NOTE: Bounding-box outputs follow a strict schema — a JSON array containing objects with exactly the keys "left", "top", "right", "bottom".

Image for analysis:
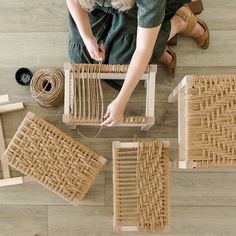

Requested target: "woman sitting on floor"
[{"left": 66, "top": 0, "right": 209, "bottom": 127}]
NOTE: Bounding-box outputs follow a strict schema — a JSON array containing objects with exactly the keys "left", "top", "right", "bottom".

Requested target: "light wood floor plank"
[
  {"left": 175, "top": 30, "right": 236, "bottom": 66},
  {"left": 1, "top": 31, "right": 236, "bottom": 68},
  {"left": 48, "top": 205, "right": 236, "bottom": 236},
  {"left": 0, "top": 32, "right": 68, "bottom": 68},
  {"left": 0, "top": 0, "right": 67, "bottom": 33},
  {"left": 0, "top": 173, "right": 105, "bottom": 206},
  {"left": 0, "top": 206, "right": 47, "bottom": 236},
  {"left": 105, "top": 171, "right": 236, "bottom": 207},
  {"left": 201, "top": 0, "right": 236, "bottom": 30}
]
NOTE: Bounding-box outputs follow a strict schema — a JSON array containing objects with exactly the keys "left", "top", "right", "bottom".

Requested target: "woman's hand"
[
  {"left": 84, "top": 36, "right": 105, "bottom": 62},
  {"left": 101, "top": 99, "right": 126, "bottom": 127}
]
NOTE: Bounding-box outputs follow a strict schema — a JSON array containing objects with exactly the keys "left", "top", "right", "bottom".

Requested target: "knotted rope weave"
[{"left": 30, "top": 68, "right": 64, "bottom": 108}]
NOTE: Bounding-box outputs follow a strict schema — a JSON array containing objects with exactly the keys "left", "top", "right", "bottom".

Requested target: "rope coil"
[{"left": 30, "top": 68, "right": 64, "bottom": 108}]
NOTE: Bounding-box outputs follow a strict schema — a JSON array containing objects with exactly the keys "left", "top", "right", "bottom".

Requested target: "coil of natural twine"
[{"left": 30, "top": 68, "right": 64, "bottom": 108}]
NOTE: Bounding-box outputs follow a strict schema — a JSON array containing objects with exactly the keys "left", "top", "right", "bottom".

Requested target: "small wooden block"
[
  {"left": 0, "top": 95, "right": 10, "bottom": 104},
  {"left": 0, "top": 102, "right": 24, "bottom": 114},
  {"left": 179, "top": 161, "right": 197, "bottom": 169},
  {"left": 0, "top": 116, "right": 11, "bottom": 178},
  {"left": 0, "top": 176, "right": 24, "bottom": 187}
]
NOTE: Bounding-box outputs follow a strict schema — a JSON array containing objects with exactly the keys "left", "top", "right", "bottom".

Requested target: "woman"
[{"left": 66, "top": 0, "right": 209, "bottom": 127}]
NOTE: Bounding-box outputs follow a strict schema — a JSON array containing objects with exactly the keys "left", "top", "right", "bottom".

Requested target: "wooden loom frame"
[
  {"left": 168, "top": 75, "right": 198, "bottom": 169},
  {"left": 168, "top": 75, "right": 236, "bottom": 169},
  {"left": 63, "top": 63, "right": 157, "bottom": 131},
  {"left": 112, "top": 140, "right": 170, "bottom": 232},
  {"left": 0, "top": 94, "right": 31, "bottom": 187}
]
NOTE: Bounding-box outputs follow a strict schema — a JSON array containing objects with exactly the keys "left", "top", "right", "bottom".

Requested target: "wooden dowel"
[
  {"left": 0, "top": 176, "right": 24, "bottom": 187},
  {"left": 0, "top": 102, "right": 24, "bottom": 114},
  {"left": 0, "top": 116, "right": 11, "bottom": 178}
]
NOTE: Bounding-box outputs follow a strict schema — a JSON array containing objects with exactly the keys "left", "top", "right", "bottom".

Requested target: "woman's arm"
[
  {"left": 66, "top": 0, "right": 105, "bottom": 61},
  {"left": 102, "top": 25, "right": 160, "bottom": 126}
]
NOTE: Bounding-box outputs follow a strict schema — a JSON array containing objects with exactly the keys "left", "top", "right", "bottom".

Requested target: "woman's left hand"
[{"left": 101, "top": 99, "right": 126, "bottom": 127}]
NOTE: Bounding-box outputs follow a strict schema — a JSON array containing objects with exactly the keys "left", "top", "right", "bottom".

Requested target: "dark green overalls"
[{"left": 68, "top": 0, "right": 190, "bottom": 64}]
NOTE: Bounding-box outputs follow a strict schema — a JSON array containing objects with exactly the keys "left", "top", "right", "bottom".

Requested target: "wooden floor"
[{"left": 1, "top": 0, "right": 236, "bottom": 235}]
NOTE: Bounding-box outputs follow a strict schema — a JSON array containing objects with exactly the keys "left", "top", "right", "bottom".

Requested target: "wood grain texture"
[
  {"left": 48, "top": 206, "right": 236, "bottom": 236},
  {"left": 0, "top": 206, "right": 47, "bottom": 236},
  {"left": 201, "top": 0, "right": 236, "bottom": 30},
  {"left": 0, "top": 32, "right": 68, "bottom": 68},
  {"left": 0, "top": 173, "right": 105, "bottom": 206},
  {"left": 175, "top": 31, "right": 236, "bottom": 67},
  {"left": 0, "top": 0, "right": 67, "bottom": 33}
]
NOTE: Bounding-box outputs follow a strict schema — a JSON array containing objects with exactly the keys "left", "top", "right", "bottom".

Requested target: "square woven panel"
[
  {"left": 2, "top": 112, "right": 107, "bottom": 205},
  {"left": 185, "top": 75, "right": 236, "bottom": 168},
  {"left": 113, "top": 139, "right": 170, "bottom": 232}
]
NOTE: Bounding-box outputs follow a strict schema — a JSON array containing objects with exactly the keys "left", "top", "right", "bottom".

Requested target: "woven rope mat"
[
  {"left": 185, "top": 75, "right": 236, "bottom": 168},
  {"left": 2, "top": 112, "right": 107, "bottom": 205},
  {"left": 113, "top": 139, "right": 169, "bottom": 232}
]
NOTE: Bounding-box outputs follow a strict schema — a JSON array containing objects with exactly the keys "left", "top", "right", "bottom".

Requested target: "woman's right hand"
[{"left": 84, "top": 36, "right": 105, "bottom": 62}]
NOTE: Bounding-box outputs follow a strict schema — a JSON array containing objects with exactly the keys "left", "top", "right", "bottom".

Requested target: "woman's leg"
[
  {"left": 168, "top": 5, "right": 204, "bottom": 41},
  {"left": 159, "top": 5, "right": 206, "bottom": 67}
]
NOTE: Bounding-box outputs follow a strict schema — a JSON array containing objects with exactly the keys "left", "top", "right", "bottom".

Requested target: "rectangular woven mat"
[
  {"left": 185, "top": 75, "right": 236, "bottom": 168},
  {"left": 2, "top": 112, "right": 107, "bottom": 205},
  {"left": 113, "top": 139, "right": 170, "bottom": 232}
]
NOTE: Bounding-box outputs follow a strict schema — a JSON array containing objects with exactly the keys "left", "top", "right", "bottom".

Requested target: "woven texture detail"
[
  {"left": 185, "top": 75, "right": 236, "bottom": 168},
  {"left": 3, "top": 112, "right": 106, "bottom": 204},
  {"left": 137, "top": 140, "right": 169, "bottom": 231},
  {"left": 71, "top": 64, "right": 104, "bottom": 123},
  {"left": 113, "top": 140, "right": 169, "bottom": 232}
]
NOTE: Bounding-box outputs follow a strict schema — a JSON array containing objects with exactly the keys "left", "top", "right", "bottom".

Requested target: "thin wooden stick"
[
  {"left": 82, "top": 65, "right": 86, "bottom": 119},
  {"left": 0, "top": 116, "right": 10, "bottom": 178},
  {"left": 87, "top": 64, "right": 91, "bottom": 120},
  {"left": 0, "top": 176, "right": 24, "bottom": 187},
  {"left": 78, "top": 65, "right": 82, "bottom": 120},
  {"left": 0, "top": 102, "right": 24, "bottom": 114},
  {"left": 98, "top": 63, "right": 104, "bottom": 121}
]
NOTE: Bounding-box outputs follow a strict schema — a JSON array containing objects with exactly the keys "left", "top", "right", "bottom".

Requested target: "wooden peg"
[{"left": 0, "top": 102, "right": 24, "bottom": 114}]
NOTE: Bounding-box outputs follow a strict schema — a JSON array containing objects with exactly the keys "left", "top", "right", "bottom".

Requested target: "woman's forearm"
[
  {"left": 66, "top": 0, "right": 93, "bottom": 41},
  {"left": 116, "top": 25, "right": 161, "bottom": 105},
  {"left": 116, "top": 49, "right": 153, "bottom": 104}
]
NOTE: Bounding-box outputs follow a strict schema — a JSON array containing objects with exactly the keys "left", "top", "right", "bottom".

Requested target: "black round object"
[{"left": 15, "top": 68, "right": 33, "bottom": 86}]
